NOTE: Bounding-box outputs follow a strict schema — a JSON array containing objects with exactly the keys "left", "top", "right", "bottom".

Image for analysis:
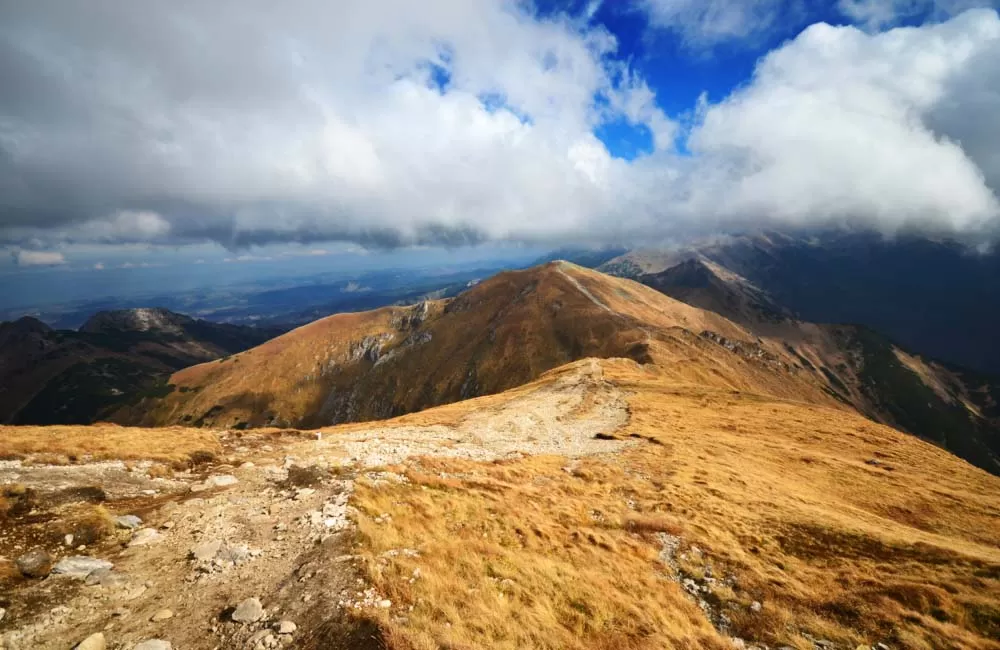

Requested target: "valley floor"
[{"left": 1, "top": 358, "right": 999, "bottom": 650}]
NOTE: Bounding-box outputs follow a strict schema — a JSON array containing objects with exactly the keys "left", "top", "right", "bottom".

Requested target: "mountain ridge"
[{"left": 0, "top": 307, "right": 282, "bottom": 425}]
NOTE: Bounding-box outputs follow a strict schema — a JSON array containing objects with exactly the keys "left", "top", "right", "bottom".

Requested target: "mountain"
[
  {"left": 602, "top": 230, "right": 1000, "bottom": 375},
  {"left": 130, "top": 261, "right": 844, "bottom": 430},
  {"left": 6, "top": 264, "right": 1000, "bottom": 650},
  {"left": 0, "top": 308, "right": 282, "bottom": 425},
  {"left": 638, "top": 256, "right": 1000, "bottom": 474}
]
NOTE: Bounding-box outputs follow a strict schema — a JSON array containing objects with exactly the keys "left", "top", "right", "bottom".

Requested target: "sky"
[{"left": 2, "top": 0, "right": 1000, "bottom": 287}]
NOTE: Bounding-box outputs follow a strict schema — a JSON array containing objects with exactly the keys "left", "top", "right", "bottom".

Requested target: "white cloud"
[
  {"left": 13, "top": 250, "right": 67, "bottom": 266},
  {"left": 641, "top": 0, "right": 792, "bottom": 47},
  {"left": 93, "top": 262, "right": 105, "bottom": 270},
  {"left": 0, "top": 2, "right": 997, "bottom": 251},
  {"left": 838, "top": 0, "right": 996, "bottom": 30},
  {"left": 683, "top": 9, "right": 1000, "bottom": 232}
]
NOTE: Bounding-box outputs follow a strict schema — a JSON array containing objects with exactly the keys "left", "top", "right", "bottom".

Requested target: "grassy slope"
[
  {"left": 351, "top": 359, "right": 1000, "bottom": 650},
  {"left": 138, "top": 262, "right": 838, "bottom": 430}
]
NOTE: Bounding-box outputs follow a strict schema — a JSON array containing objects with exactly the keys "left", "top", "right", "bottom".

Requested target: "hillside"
[
  {"left": 0, "top": 309, "right": 281, "bottom": 425},
  {"left": 638, "top": 258, "right": 1000, "bottom": 474},
  {"left": 131, "top": 261, "right": 843, "bottom": 430},
  {"left": 602, "top": 231, "right": 1000, "bottom": 375},
  {"left": 3, "top": 358, "right": 1000, "bottom": 649}
]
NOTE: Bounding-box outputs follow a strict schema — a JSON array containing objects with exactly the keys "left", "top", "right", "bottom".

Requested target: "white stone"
[
  {"left": 133, "top": 641, "right": 172, "bottom": 650},
  {"left": 276, "top": 620, "right": 297, "bottom": 634},
  {"left": 115, "top": 515, "right": 143, "bottom": 529},
  {"left": 52, "top": 556, "right": 113, "bottom": 578},
  {"left": 128, "top": 528, "right": 164, "bottom": 547},
  {"left": 190, "top": 540, "right": 222, "bottom": 562}
]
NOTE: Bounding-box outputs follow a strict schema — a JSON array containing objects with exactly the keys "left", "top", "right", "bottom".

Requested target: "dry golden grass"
[
  {"left": 351, "top": 359, "right": 1000, "bottom": 650},
  {"left": 0, "top": 423, "right": 220, "bottom": 464}
]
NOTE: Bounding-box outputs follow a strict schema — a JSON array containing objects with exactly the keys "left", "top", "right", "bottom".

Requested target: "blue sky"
[{"left": 1, "top": 0, "right": 999, "bottom": 307}]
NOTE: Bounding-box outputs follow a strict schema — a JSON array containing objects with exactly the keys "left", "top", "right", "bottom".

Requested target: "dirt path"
[{"left": 0, "top": 360, "right": 630, "bottom": 650}]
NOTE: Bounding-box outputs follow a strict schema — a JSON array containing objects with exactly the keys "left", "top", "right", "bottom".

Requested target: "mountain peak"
[
  {"left": 3, "top": 315, "right": 53, "bottom": 336},
  {"left": 639, "top": 257, "right": 790, "bottom": 327},
  {"left": 80, "top": 307, "right": 194, "bottom": 335}
]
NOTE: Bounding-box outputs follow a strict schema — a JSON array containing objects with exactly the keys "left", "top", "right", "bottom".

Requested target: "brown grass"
[
  {"left": 0, "top": 424, "right": 221, "bottom": 464},
  {"left": 351, "top": 358, "right": 1000, "bottom": 650}
]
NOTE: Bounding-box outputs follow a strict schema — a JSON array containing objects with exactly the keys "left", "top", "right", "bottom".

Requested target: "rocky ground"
[{"left": 0, "top": 361, "right": 632, "bottom": 650}]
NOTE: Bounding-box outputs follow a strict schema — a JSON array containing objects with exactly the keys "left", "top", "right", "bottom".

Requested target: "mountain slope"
[
  {"left": 603, "top": 230, "right": 1000, "bottom": 375},
  {"left": 0, "top": 309, "right": 281, "bottom": 425},
  {"left": 639, "top": 258, "right": 1000, "bottom": 474},
  {"left": 132, "top": 261, "right": 841, "bottom": 429},
  {"left": 4, "top": 358, "right": 1000, "bottom": 649}
]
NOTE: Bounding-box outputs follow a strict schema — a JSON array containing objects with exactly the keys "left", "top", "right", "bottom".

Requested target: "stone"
[
  {"left": 241, "top": 462, "right": 255, "bottom": 469},
  {"left": 133, "top": 641, "right": 172, "bottom": 650},
  {"left": 190, "top": 540, "right": 222, "bottom": 561},
  {"left": 115, "top": 515, "right": 143, "bottom": 530},
  {"left": 65, "top": 534, "right": 74, "bottom": 546},
  {"left": 16, "top": 549, "right": 53, "bottom": 578},
  {"left": 232, "top": 597, "right": 264, "bottom": 623},
  {"left": 151, "top": 608, "right": 174, "bottom": 621},
  {"left": 208, "top": 474, "right": 238, "bottom": 487},
  {"left": 0, "top": 607, "right": 5, "bottom": 622},
  {"left": 52, "top": 556, "right": 113, "bottom": 578},
  {"left": 750, "top": 601, "right": 762, "bottom": 613},
  {"left": 75, "top": 632, "right": 106, "bottom": 650},
  {"left": 85, "top": 568, "right": 112, "bottom": 585},
  {"left": 276, "top": 620, "right": 297, "bottom": 634},
  {"left": 378, "top": 599, "right": 392, "bottom": 608},
  {"left": 129, "top": 528, "right": 164, "bottom": 547},
  {"left": 161, "top": 521, "right": 175, "bottom": 530}
]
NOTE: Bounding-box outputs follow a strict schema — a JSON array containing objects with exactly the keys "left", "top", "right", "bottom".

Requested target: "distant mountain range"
[
  {"left": 600, "top": 230, "right": 1000, "bottom": 375},
  {"left": 0, "top": 308, "right": 282, "bottom": 425}
]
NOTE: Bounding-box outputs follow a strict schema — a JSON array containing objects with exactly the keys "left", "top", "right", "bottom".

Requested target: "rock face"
[
  {"left": 74, "top": 632, "right": 106, "bottom": 650},
  {"left": 16, "top": 550, "right": 53, "bottom": 578},
  {"left": 232, "top": 597, "right": 264, "bottom": 623},
  {"left": 51, "top": 556, "right": 113, "bottom": 578}
]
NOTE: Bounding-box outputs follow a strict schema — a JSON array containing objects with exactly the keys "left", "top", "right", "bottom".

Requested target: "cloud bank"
[{"left": 0, "top": 0, "right": 998, "bottom": 252}]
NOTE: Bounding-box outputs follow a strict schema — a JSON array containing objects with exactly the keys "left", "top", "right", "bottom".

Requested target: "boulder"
[
  {"left": 52, "top": 556, "right": 113, "bottom": 578},
  {"left": 115, "top": 515, "right": 143, "bottom": 530},
  {"left": 190, "top": 540, "right": 223, "bottom": 561},
  {"left": 276, "top": 620, "right": 297, "bottom": 635},
  {"left": 232, "top": 597, "right": 264, "bottom": 623},
  {"left": 16, "top": 549, "right": 53, "bottom": 578}
]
